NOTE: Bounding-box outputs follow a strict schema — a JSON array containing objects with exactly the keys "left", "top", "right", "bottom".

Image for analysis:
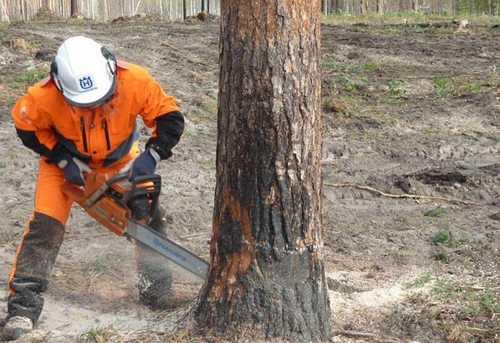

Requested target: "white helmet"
[{"left": 51, "top": 36, "right": 117, "bottom": 108}]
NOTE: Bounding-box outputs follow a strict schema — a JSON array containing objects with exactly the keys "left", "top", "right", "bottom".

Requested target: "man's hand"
[
  {"left": 48, "top": 143, "right": 90, "bottom": 186},
  {"left": 57, "top": 157, "right": 90, "bottom": 186},
  {"left": 130, "top": 149, "right": 160, "bottom": 180}
]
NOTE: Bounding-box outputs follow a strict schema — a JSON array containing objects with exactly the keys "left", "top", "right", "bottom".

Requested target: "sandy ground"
[{"left": 0, "top": 17, "right": 499, "bottom": 342}]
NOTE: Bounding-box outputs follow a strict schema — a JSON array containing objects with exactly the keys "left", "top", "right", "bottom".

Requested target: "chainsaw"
[{"left": 63, "top": 162, "right": 209, "bottom": 280}]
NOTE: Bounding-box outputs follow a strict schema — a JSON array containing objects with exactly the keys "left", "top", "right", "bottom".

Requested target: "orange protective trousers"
[{"left": 7, "top": 148, "right": 138, "bottom": 321}]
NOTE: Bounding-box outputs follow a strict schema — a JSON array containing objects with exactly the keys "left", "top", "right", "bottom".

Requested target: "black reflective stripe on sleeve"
[
  {"left": 146, "top": 111, "right": 184, "bottom": 160},
  {"left": 16, "top": 129, "right": 52, "bottom": 158}
]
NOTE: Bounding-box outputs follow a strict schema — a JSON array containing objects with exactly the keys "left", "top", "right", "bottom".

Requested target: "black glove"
[
  {"left": 144, "top": 111, "right": 184, "bottom": 160},
  {"left": 57, "top": 157, "right": 88, "bottom": 186},
  {"left": 48, "top": 143, "right": 89, "bottom": 186},
  {"left": 130, "top": 149, "right": 160, "bottom": 180}
]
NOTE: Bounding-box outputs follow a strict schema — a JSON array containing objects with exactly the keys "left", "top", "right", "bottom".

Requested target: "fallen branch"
[{"left": 324, "top": 182, "right": 478, "bottom": 206}]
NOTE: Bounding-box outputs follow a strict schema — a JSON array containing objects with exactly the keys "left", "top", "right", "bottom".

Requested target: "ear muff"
[
  {"left": 101, "top": 47, "right": 117, "bottom": 75},
  {"left": 50, "top": 60, "right": 64, "bottom": 92}
]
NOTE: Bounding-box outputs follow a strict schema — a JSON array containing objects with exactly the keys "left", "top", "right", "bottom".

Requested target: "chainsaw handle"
[
  {"left": 125, "top": 174, "right": 162, "bottom": 221},
  {"left": 81, "top": 172, "right": 129, "bottom": 208},
  {"left": 105, "top": 172, "right": 129, "bottom": 186}
]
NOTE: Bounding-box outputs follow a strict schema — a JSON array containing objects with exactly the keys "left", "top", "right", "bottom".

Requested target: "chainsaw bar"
[{"left": 126, "top": 220, "right": 209, "bottom": 280}]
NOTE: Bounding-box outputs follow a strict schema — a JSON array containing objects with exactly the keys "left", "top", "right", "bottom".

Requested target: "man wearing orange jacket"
[{"left": 1, "top": 36, "right": 184, "bottom": 340}]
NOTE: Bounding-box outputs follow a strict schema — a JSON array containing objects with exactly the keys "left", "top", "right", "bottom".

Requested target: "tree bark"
[{"left": 194, "top": 1, "right": 331, "bottom": 341}]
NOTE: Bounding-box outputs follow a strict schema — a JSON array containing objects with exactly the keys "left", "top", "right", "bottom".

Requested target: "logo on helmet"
[{"left": 79, "top": 76, "right": 94, "bottom": 90}]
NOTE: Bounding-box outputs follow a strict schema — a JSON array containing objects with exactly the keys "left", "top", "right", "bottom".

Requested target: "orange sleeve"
[
  {"left": 138, "top": 70, "right": 180, "bottom": 129},
  {"left": 11, "top": 91, "right": 58, "bottom": 150}
]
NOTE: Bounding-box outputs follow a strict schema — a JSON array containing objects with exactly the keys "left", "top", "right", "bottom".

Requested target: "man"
[{"left": 1, "top": 36, "right": 184, "bottom": 340}]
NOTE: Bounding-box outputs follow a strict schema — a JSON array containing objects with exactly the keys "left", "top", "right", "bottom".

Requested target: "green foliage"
[
  {"left": 432, "top": 230, "right": 451, "bottom": 246},
  {"left": 343, "top": 78, "right": 360, "bottom": 92},
  {"left": 424, "top": 207, "right": 447, "bottom": 218},
  {"left": 15, "top": 68, "right": 48, "bottom": 85},
  {"left": 8, "top": 67, "right": 49, "bottom": 93},
  {"left": 362, "top": 63, "right": 379, "bottom": 72},
  {"left": 432, "top": 279, "right": 500, "bottom": 317},
  {"left": 458, "top": 82, "right": 482, "bottom": 95},
  {"left": 388, "top": 79, "right": 407, "bottom": 98},
  {"left": 479, "top": 291, "right": 500, "bottom": 315},
  {"left": 434, "top": 77, "right": 453, "bottom": 98}
]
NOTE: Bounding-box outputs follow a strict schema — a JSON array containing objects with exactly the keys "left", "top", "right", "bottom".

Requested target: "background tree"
[
  {"left": 194, "top": 0, "right": 331, "bottom": 341},
  {"left": 377, "top": 0, "right": 385, "bottom": 14},
  {"left": 0, "top": 0, "right": 9, "bottom": 22},
  {"left": 71, "top": 0, "right": 78, "bottom": 16}
]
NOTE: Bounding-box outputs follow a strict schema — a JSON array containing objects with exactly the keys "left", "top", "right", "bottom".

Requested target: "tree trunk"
[
  {"left": 0, "top": 0, "right": 8, "bottom": 22},
  {"left": 377, "top": 0, "right": 384, "bottom": 14},
  {"left": 360, "top": 0, "right": 367, "bottom": 14},
  {"left": 333, "top": 0, "right": 339, "bottom": 13},
  {"left": 194, "top": 1, "right": 331, "bottom": 341}
]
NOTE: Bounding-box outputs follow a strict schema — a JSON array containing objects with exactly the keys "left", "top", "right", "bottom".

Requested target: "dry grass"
[{"left": 388, "top": 275, "right": 500, "bottom": 343}]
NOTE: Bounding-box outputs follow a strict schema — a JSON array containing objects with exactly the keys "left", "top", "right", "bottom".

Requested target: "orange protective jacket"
[{"left": 12, "top": 61, "right": 181, "bottom": 168}]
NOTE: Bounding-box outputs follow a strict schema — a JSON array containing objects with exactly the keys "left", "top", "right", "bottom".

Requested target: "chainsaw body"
[
  {"left": 63, "top": 172, "right": 161, "bottom": 236},
  {"left": 63, "top": 171, "right": 209, "bottom": 279}
]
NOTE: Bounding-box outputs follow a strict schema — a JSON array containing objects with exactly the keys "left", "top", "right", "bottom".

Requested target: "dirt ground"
[{"left": 0, "top": 15, "right": 498, "bottom": 343}]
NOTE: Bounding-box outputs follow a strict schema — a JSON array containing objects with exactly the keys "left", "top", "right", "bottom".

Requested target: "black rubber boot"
[{"left": 135, "top": 206, "right": 173, "bottom": 310}]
